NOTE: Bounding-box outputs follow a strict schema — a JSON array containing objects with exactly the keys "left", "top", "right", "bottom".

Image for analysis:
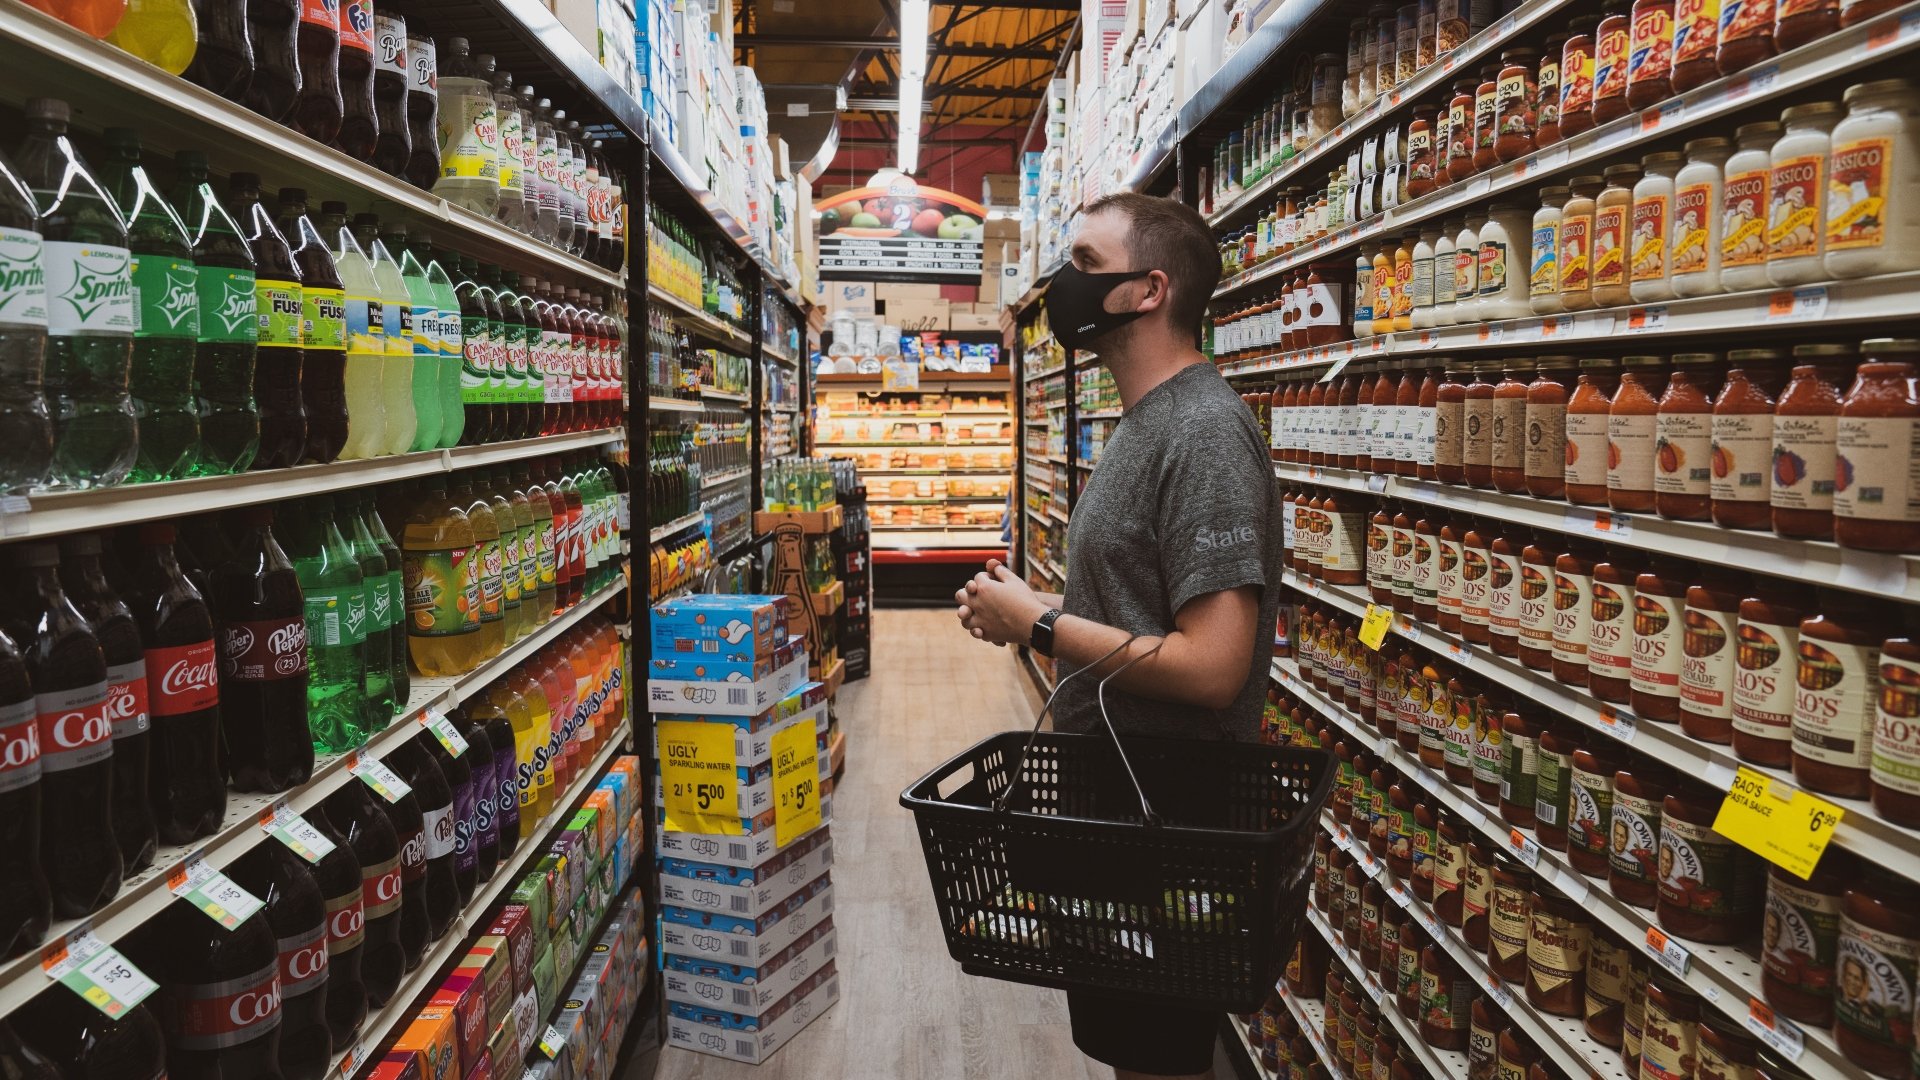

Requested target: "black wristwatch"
[{"left": 1029, "top": 609, "right": 1063, "bottom": 657}]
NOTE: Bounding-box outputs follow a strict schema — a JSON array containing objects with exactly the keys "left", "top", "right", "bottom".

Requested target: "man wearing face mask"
[{"left": 955, "top": 193, "right": 1285, "bottom": 1080}]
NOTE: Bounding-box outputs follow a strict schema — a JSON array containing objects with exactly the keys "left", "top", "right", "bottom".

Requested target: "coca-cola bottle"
[
  {"left": 1, "top": 542, "right": 120, "bottom": 919},
  {"left": 302, "top": 809, "right": 365, "bottom": 1043},
  {"left": 126, "top": 893, "right": 284, "bottom": 1080},
  {"left": 241, "top": 0, "right": 301, "bottom": 121},
  {"left": 332, "top": 0, "right": 375, "bottom": 160},
  {"left": 0, "top": 1019, "right": 60, "bottom": 1079},
  {"left": 225, "top": 840, "right": 330, "bottom": 1080},
  {"left": 183, "top": 0, "right": 253, "bottom": 105},
  {"left": 320, "top": 778, "right": 401, "bottom": 1006},
  {"left": 124, "top": 522, "right": 224, "bottom": 845},
  {"left": 16, "top": 991, "right": 166, "bottom": 1079},
  {"left": 59, "top": 533, "right": 155, "bottom": 873},
  {"left": 369, "top": 13, "right": 410, "bottom": 177},
  {"left": 417, "top": 716, "right": 475, "bottom": 905},
  {"left": 386, "top": 737, "right": 454, "bottom": 941},
  {"left": 447, "top": 706, "right": 498, "bottom": 882},
  {"left": 211, "top": 506, "right": 313, "bottom": 792},
  {"left": 288, "top": 0, "right": 342, "bottom": 144},
  {"left": 0, "top": 621, "right": 45, "bottom": 963}
]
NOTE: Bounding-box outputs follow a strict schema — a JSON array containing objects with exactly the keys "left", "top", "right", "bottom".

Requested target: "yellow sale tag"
[
  {"left": 1358, "top": 604, "right": 1393, "bottom": 651},
  {"left": 658, "top": 721, "right": 743, "bottom": 836},
  {"left": 771, "top": 721, "right": 822, "bottom": 848},
  {"left": 1711, "top": 767, "right": 1844, "bottom": 880}
]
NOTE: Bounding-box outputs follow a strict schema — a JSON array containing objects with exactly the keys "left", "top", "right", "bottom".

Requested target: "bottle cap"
[
  {"left": 24, "top": 98, "right": 68, "bottom": 124},
  {"left": 14, "top": 542, "right": 58, "bottom": 568}
]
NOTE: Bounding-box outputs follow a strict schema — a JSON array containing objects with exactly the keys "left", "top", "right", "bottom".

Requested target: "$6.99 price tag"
[
  {"left": 41, "top": 931, "right": 158, "bottom": 1018},
  {"left": 1711, "top": 767, "right": 1844, "bottom": 880}
]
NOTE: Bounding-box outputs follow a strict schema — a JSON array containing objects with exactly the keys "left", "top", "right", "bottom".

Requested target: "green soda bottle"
[
  {"left": 341, "top": 490, "right": 395, "bottom": 730},
  {"left": 284, "top": 495, "right": 368, "bottom": 753}
]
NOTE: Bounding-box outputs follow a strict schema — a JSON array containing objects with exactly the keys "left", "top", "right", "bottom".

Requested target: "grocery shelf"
[
  {"left": 647, "top": 284, "right": 755, "bottom": 352},
  {"left": 1221, "top": 270, "right": 1920, "bottom": 379},
  {"left": 813, "top": 371, "right": 1012, "bottom": 385},
  {"left": 649, "top": 510, "right": 706, "bottom": 543},
  {"left": 9, "top": 428, "right": 624, "bottom": 541},
  {"left": 1023, "top": 505, "right": 1046, "bottom": 526},
  {"left": 1177, "top": 0, "right": 1344, "bottom": 135},
  {"left": 699, "top": 388, "right": 750, "bottom": 405},
  {"left": 700, "top": 466, "right": 752, "bottom": 489},
  {"left": 1077, "top": 408, "right": 1121, "bottom": 420},
  {"left": 815, "top": 440, "right": 1011, "bottom": 448},
  {"left": 1206, "top": 0, "right": 1568, "bottom": 230},
  {"left": 468, "top": 0, "right": 650, "bottom": 138},
  {"left": 1118, "top": 120, "right": 1179, "bottom": 195},
  {"left": 0, "top": 2, "right": 624, "bottom": 292},
  {"left": 1274, "top": 654, "right": 1857, "bottom": 1077},
  {"left": 648, "top": 121, "right": 788, "bottom": 294},
  {"left": 648, "top": 396, "right": 705, "bottom": 413},
  {"left": 1023, "top": 364, "right": 1066, "bottom": 383},
  {"left": 1046, "top": 559, "right": 1066, "bottom": 579},
  {"left": 867, "top": 468, "right": 1011, "bottom": 477},
  {"left": 1225, "top": 1016, "right": 1280, "bottom": 1080},
  {"left": 1047, "top": 506, "right": 1069, "bottom": 525},
  {"left": 1273, "top": 462, "right": 1920, "bottom": 602},
  {"left": 868, "top": 495, "right": 1009, "bottom": 505},
  {"left": 764, "top": 345, "right": 799, "bottom": 368},
  {"left": 1213, "top": 2, "right": 1920, "bottom": 299},
  {"left": 1022, "top": 648, "right": 1055, "bottom": 695},
  {"left": 818, "top": 411, "right": 1011, "bottom": 421},
  {"left": 1275, "top": 984, "right": 1341, "bottom": 1080},
  {"left": 1303, "top": 905, "right": 1471, "bottom": 1080},
  {"left": 1278, "top": 569, "right": 1920, "bottom": 881},
  {"left": 869, "top": 530, "right": 1008, "bottom": 549},
  {"left": 0, "top": 578, "right": 627, "bottom": 1018},
  {"left": 330, "top": 723, "right": 635, "bottom": 1077}
]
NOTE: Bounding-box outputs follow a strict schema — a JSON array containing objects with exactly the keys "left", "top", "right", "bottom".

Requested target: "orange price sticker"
[{"left": 1870, "top": 18, "right": 1900, "bottom": 50}]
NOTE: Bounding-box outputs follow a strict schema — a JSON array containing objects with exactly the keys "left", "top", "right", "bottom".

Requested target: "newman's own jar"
[
  {"left": 1610, "top": 761, "right": 1671, "bottom": 909},
  {"left": 1836, "top": 869, "right": 1920, "bottom": 1077},
  {"left": 1762, "top": 852, "right": 1846, "bottom": 1026},
  {"left": 1658, "top": 781, "right": 1761, "bottom": 943}
]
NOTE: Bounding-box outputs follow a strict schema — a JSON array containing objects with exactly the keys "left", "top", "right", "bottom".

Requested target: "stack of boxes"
[
  {"left": 372, "top": 758, "right": 650, "bottom": 1080},
  {"left": 649, "top": 595, "right": 839, "bottom": 1064}
]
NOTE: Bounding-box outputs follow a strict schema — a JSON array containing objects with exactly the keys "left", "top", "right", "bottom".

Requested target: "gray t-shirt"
[{"left": 1053, "top": 362, "right": 1283, "bottom": 741}]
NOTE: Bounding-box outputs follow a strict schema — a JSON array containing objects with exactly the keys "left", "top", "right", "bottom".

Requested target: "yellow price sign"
[
  {"left": 1358, "top": 604, "right": 1393, "bottom": 650},
  {"left": 771, "top": 720, "right": 822, "bottom": 848},
  {"left": 1711, "top": 766, "right": 1844, "bottom": 880},
  {"left": 658, "top": 720, "right": 743, "bottom": 836}
]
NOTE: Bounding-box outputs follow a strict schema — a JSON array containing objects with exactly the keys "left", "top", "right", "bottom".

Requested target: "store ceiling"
[{"left": 736, "top": 0, "right": 1076, "bottom": 161}]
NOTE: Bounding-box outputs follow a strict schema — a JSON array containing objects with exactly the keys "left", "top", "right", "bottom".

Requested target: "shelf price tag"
[
  {"left": 1766, "top": 286, "right": 1829, "bottom": 322},
  {"left": 771, "top": 718, "right": 822, "bottom": 847},
  {"left": 1564, "top": 507, "right": 1635, "bottom": 540},
  {"left": 1319, "top": 356, "right": 1353, "bottom": 383},
  {"left": 337, "top": 1040, "right": 369, "bottom": 1075},
  {"left": 349, "top": 751, "right": 412, "bottom": 803},
  {"left": 1366, "top": 474, "right": 1390, "bottom": 493},
  {"left": 168, "top": 855, "right": 266, "bottom": 930},
  {"left": 536, "top": 1025, "right": 567, "bottom": 1060},
  {"left": 1746, "top": 999, "right": 1807, "bottom": 1061},
  {"left": 1645, "top": 926, "right": 1692, "bottom": 977},
  {"left": 258, "top": 801, "right": 338, "bottom": 864},
  {"left": 1596, "top": 703, "right": 1638, "bottom": 743},
  {"left": 0, "top": 494, "right": 30, "bottom": 537},
  {"left": 659, "top": 719, "right": 744, "bottom": 836},
  {"left": 1711, "top": 767, "right": 1844, "bottom": 880},
  {"left": 419, "top": 708, "right": 468, "bottom": 758},
  {"left": 1482, "top": 972, "right": 1513, "bottom": 1009},
  {"left": 1542, "top": 314, "right": 1574, "bottom": 337},
  {"left": 1627, "top": 305, "right": 1668, "bottom": 332},
  {"left": 41, "top": 930, "right": 158, "bottom": 1018},
  {"left": 1476, "top": 323, "right": 1503, "bottom": 344},
  {"left": 1359, "top": 604, "right": 1394, "bottom": 650},
  {"left": 1507, "top": 828, "right": 1542, "bottom": 868}
]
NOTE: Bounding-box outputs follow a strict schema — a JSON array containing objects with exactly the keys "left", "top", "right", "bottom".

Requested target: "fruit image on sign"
[{"left": 814, "top": 176, "right": 988, "bottom": 284}]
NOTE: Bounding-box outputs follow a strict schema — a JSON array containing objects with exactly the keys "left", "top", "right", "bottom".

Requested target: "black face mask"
[{"left": 1047, "top": 264, "right": 1151, "bottom": 352}]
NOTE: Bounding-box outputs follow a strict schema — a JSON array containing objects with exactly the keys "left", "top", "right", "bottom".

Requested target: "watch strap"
[{"left": 1030, "top": 609, "right": 1064, "bottom": 657}]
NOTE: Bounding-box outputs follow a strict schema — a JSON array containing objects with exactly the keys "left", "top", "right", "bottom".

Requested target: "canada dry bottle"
[{"left": 227, "top": 173, "right": 304, "bottom": 470}]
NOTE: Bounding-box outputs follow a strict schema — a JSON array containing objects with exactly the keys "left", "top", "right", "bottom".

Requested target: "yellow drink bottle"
[{"left": 402, "top": 475, "right": 480, "bottom": 675}]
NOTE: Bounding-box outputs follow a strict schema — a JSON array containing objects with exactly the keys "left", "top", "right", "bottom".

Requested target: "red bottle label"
[
  {"left": 340, "top": 0, "right": 374, "bottom": 53},
  {"left": 0, "top": 697, "right": 38, "bottom": 794},
  {"left": 168, "top": 961, "right": 282, "bottom": 1050},
  {"left": 148, "top": 639, "right": 220, "bottom": 715},
  {"left": 275, "top": 924, "right": 329, "bottom": 997},
  {"left": 300, "top": 0, "right": 338, "bottom": 30},
  {"left": 1595, "top": 23, "right": 1630, "bottom": 100},
  {"left": 221, "top": 618, "right": 309, "bottom": 682},
  {"left": 35, "top": 680, "right": 111, "bottom": 773},
  {"left": 361, "top": 854, "right": 403, "bottom": 919},
  {"left": 1629, "top": 7, "right": 1674, "bottom": 84},
  {"left": 1720, "top": 0, "right": 1774, "bottom": 40},
  {"left": 103, "top": 660, "right": 149, "bottom": 740}
]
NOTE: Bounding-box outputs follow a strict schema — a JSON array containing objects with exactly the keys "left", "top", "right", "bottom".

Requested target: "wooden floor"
[{"left": 653, "top": 608, "right": 1130, "bottom": 1080}]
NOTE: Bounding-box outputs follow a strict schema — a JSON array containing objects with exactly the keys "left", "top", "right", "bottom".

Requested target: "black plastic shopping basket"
[{"left": 900, "top": 639, "right": 1335, "bottom": 1013}]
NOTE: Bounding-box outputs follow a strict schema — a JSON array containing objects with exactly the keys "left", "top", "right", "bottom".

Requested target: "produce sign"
[{"left": 815, "top": 177, "right": 986, "bottom": 283}]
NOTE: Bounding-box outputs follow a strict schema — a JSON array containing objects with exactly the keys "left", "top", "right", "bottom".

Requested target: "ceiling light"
[{"left": 897, "top": 0, "right": 929, "bottom": 174}]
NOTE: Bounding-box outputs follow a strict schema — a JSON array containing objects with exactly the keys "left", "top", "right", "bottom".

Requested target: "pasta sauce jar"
[
  {"left": 1610, "top": 762, "right": 1671, "bottom": 908},
  {"left": 1792, "top": 591, "right": 1891, "bottom": 798},
  {"left": 1607, "top": 354, "right": 1666, "bottom": 513},
  {"left": 1874, "top": 635, "right": 1920, "bottom": 827},
  {"left": 1762, "top": 853, "right": 1847, "bottom": 1025},
  {"left": 1565, "top": 357, "right": 1620, "bottom": 506},
  {"left": 1654, "top": 352, "right": 1723, "bottom": 520},
  {"left": 1679, "top": 569, "right": 1750, "bottom": 743},
  {"left": 1526, "top": 889, "right": 1592, "bottom": 1018},
  {"left": 1771, "top": 342, "right": 1859, "bottom": 541},
  {"left": 1657, "top": 781, "right": 1761, "bottom": 943},
  {"left": 1524, "top": 357, "right": 1576, "bottom": 499},
  {"left": 1585, "top": 927, "right": 1633, "bottom": 1047},
  {"left": 1572, "top": 747, "right": 1622, "bottom": 878},
  {"left": 1560, "top": 17, "right": 1601, "bottom": 139},
  {"left": 1834, "top": 338, "right": 1920, "bottom": 552},
  {"left": 1734, "top": 584, "right": 1813, "bottom": 768},
  {"left": 1627, "top": 0, "right": 1677, "bottom": 110},
  {"left": 1836, "top": 870, "right": 1920, "bottom": 1076},
  {"left": 1589, "top": 553, "right": 1644, "bottom": 704},
  {"left": 1641, "top": 974, "right": 1702, "bottom": 1080},
  {"left": 1631, "top": 558, "right": 1692, "bottom": 721},
  {"left": 1711, "top": 348, "right": 1789, "bottom": 530}
]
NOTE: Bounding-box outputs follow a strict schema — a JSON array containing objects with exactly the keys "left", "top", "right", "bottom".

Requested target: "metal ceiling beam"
[
  {"left": 838, "top": 136, "right": 1013, "bottom": 147},
  {"left": 737, "top": 34, "right": 1056, "bottom": 59},
  {"left": 852, "top": 84, "right": 1046, "bottom": 100},
  {"left": 936, "top": 0, "right": 1078, "bottom": 8}
]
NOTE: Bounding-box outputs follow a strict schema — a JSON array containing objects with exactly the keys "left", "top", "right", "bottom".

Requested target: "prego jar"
[
  {"left": 1711, "top": 348, "right": 1788, "bottom": 529},
  {"left": 1762, "top": 853, "right": 1846, "bottom": 1026},
  {"left": 1447, "top": 78, "right": 1480, "bottom": 183},
  {"left": 1469, "top": 996, "right": 1499, "bottom": 1080},
  {"left": 1493, "top": 48, "right": 1540, "bottom": 162},
  {"left": 1530, "top": 186, "right": 1567, "bottom": 314},
  {"left": 1593, "top": 163, "right": 1642, "bottom": 307},
  {"left": 1607, "top": 354, "right": 1666, "bottom": 513},
  {"left": 1658, "top": 781, "right": 1761, "bottom": 943},
  {"left": 1774, "top": 0, "right": 1840, "bottom": 50},
  {"left": 1834, "top": 338, "right": 1920, "bottom": 552},
  {"left": 1538, "top": 34, "right": 1567, "bottom": 146},
  {"left": 1768, "top": 101, "right": 1843, "bottom": 286},
  {"left": 1772, "top": 342, "right": 1858, "bottom": 540},
  {"left": 1420, "top": 945, "right": 1473, "bottom": 1050},
  {"left": 1565, "top": 356, "right": 1619, "bottom": 505},
  {"left": 1824, "top": 80, "right": 1920, "bottom": 277},
  {"left": 1732, "top": 581, "right": 1813, "bottom": 767},
  {"left": 1672, "top": 136, "right": 1733, "bottom": 296},
  {"left": 1794, "top": 592, "right": 1891, "bottom": 798},
  {"left": 1474, "top": 63, "right": 1502, "bottom": 173},
  {"left": 1632, "top": 151, "right": 1684, "bottom": 301}
]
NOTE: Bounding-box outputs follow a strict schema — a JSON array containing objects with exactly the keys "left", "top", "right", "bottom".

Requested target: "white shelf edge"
[
  {"left": 701, "top": 466, "right": 752, "bottom": 489},
  {"left": 649, "top": 511, "right": 706, "bottom": 543}
]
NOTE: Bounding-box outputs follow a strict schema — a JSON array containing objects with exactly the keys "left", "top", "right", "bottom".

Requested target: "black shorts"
[{"left": 1067, "top": 990, "right": 1218, "bottom": 1076}]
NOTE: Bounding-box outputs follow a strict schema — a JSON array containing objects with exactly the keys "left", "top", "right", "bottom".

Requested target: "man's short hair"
[{"left": 1084, "top": 192, "right": 1221, "bottom": 343}]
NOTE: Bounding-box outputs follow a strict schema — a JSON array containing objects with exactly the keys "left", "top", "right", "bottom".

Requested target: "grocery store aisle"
[{"left": 654, "top": 608, "right": 1119, "bottom": 1080}]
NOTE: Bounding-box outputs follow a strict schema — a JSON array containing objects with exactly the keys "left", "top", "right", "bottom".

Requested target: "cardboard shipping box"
[
  {"left": 949, "top": 304, "right": 998, "bottom": 332},
  {"left": 884, "top": 298, "right": 949, "bottom": 332},
  {"left": 876, "top": 283, "right": 941, "bottom": 301},
  {"left": 821, "top": 280, "right": 876, "bottom": 318}
]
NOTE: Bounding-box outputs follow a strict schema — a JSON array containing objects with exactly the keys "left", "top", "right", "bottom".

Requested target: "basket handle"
[{"left": 992, "top": 634, "right": 1166, "bottom": 825}]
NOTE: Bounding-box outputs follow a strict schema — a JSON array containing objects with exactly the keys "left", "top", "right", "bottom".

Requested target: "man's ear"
[{"left": 1135, "top": 269, "right": 1171, "bottom": 314}]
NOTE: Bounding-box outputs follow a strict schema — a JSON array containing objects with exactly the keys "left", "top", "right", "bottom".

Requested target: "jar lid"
[
  {"left": 1682, "top": 136, "right": 1733, "bottom": 158},
  {"left": 1487, "top": 201, "right": 1527, "bottom": 213},
  {"left": 1790, "top": 343, "right": 1855, "bottom": 358},
  {"left": 1535, "top": 355, "right": 1578, "bottom": 371},
  {"left": 1602, "top": 163, "right": 1642, "bottom": 183},
  {"left": 1862, "top": 338, "right": 1920, "bottom": 356},
  {"left": 1641, "top": 150, "right": 1685, "bottom": 171},
  {"left": 1314, "top": 52, "right": 1341, "bottom": 64},
  {"left": 1670, "top": 352, "right": 1720, "bottom": 366},
  {"left": 1568, "top": 13, "right": 1601, "bottom": 31},
  {"left": 1569, "top": 173, "right": 1605, "bottom": 191},
  {"left": 1579, "top": 356, "right": 1621, "bottom": 370},
  {"left": 1499, "top": 47, "right": 1539, "bottom": 64},
  {"left": 1780, "top": 100, "right": 1843, "bottom": 125},
  {"left": 1734, "top": 120, "right": 1784, "bottom": 143},
  {"left": 1538, "top": 185, "right": 1570, "bottom": 202},
  {"left": 1621, "top": 355, "right": 1665, "bottom": 367},
  {"left": 1726, "top": 348, "right": 1788, "bottom": 363},
  {"left": 1502, "top": 358, "right": 1538, "bottom": 373},
  {"left": 1845, "top": 78, "right": 1918, "bottom": 104}
]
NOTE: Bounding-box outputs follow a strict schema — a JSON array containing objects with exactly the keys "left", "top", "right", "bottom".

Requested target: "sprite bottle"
[
  {"left": 0, "top": 144, "right": 53, "bottom": 493},
  {"left": 169, "top": 151, "right": 258, "bottom": 476},
  {"left": 283, "top": 495, "right": 368, "bottom": 754},
  {"left": 341, "top": 490, "right": 395, "bottom": 730}
]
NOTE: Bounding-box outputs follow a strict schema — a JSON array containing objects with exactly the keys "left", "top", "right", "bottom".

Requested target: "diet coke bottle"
[
  {"left": 125, "top": 522, "right": 225, "bottom": 845},
  {"left": 211, "top": 506, "right": 313, "bottom": 792},
  {"left": 61, "top": 533, "right": 156, "bottom": 872},
  {"left": 1, "top": 542, "right": 121, "bottom": 919},
  {"left": 17, "top": 988, "right": 166, "bottom": 1079},
  {"left": 0, "top": 623, "right": 49, "bottom": 959},
  {"left": 324, "top": 775, "right": 406, "bottom": 998},
  {"left": 0, "top": 1018, "right": 60, "bottom": 1079},
  {"left": 126, "top": 890, "right": 284, "bottom": 1080},
  {"left": 305, "top": 809, "right": 366, "bottom": 1044},
  {"left": 225, "top": 839, "right": 331, "bottom": 1080}
]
